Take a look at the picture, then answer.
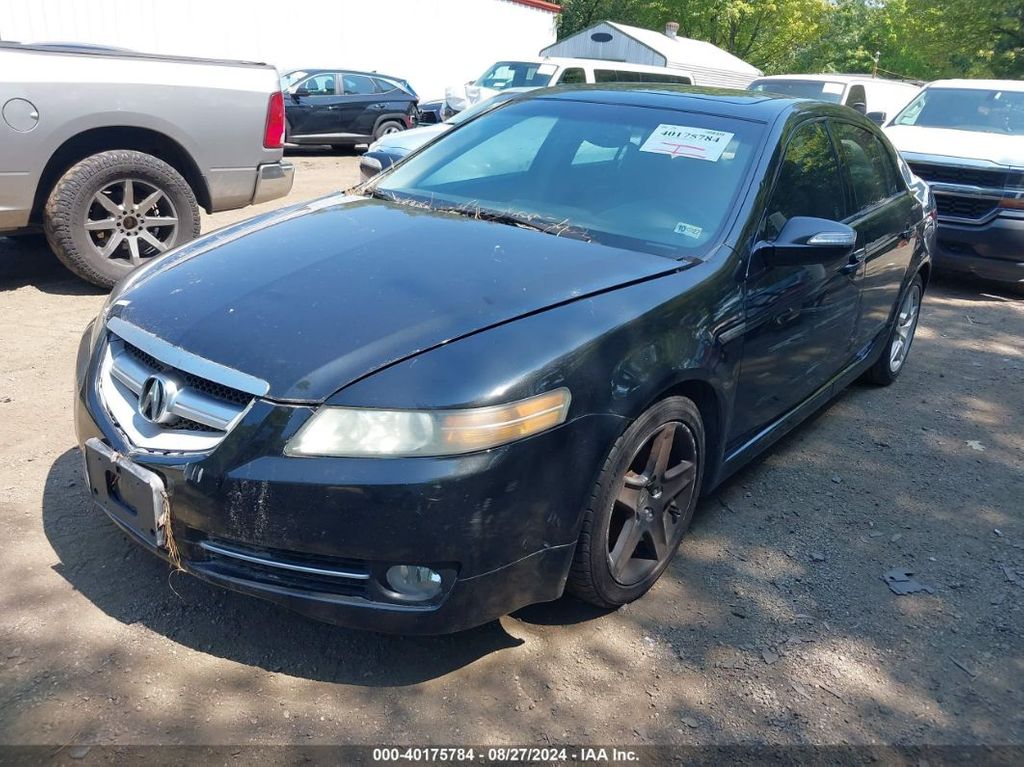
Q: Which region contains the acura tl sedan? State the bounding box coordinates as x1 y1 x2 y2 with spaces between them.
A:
75 86 932 634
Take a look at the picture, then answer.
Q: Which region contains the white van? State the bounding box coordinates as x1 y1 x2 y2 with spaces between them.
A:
446 57 694 113
748 74 920 125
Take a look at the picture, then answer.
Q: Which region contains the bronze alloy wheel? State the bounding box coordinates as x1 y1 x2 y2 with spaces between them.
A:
607 421 698 586
568 396 705 608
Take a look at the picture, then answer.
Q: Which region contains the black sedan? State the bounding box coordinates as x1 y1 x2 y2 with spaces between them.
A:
75 86 932 634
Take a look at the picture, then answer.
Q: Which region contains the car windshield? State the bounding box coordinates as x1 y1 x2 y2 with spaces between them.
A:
748 79 845 103
372 98 763 258
281 71 308 91
475 62 554 91
445 93 518 126
893 87 1024 135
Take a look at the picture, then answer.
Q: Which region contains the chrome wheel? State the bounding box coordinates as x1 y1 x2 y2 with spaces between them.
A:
85 178 179 265
607 421 698 587
379 124 402 135
889 284 921 373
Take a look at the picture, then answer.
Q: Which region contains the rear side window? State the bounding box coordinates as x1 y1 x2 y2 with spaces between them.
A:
762 121 846 238
558 67 586 85
594 69 690 84
830 122 901 212
373 78 397 93
343 74 377 95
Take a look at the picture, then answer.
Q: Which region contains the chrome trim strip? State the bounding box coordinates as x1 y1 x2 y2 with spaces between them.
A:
929 182 1004 200
901 151 1012 171
109 348 148 394
169 389 241 431
199 541 371 580
106 317 269 397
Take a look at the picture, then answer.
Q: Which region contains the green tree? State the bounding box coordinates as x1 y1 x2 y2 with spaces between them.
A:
557 0 1024 80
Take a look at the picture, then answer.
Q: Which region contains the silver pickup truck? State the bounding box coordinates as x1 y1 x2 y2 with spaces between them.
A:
1 43 294 287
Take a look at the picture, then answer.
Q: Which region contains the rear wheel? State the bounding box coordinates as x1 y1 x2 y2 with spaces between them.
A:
865 273 923 385
567 396 704 608
373 120 405 141
43 150 199 288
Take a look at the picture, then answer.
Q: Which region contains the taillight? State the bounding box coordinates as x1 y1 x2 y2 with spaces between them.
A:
264 91 285 149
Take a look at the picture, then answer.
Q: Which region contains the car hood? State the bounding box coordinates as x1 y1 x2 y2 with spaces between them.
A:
885 125 1023 168
113 195 684 402
375 123 449 154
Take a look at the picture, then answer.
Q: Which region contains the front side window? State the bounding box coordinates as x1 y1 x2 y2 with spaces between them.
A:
893 87 1024 135
476 61 555 90
374 98 763 258
296 73 336 96
558 67 586 85
830 122 900 212
762 121 845 239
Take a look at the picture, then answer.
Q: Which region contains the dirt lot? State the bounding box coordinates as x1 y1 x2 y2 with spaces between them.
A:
1 150 1022 752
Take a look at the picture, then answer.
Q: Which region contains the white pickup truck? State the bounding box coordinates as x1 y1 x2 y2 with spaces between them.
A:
884 79 1024 290
1 42 294 287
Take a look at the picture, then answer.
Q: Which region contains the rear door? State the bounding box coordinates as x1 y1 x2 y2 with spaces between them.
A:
339 73 386 138
730 120 860 444
829 120 917 351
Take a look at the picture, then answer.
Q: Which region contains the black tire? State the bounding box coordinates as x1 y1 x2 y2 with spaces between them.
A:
567 396 705 608
865 273 923 385
43 150 200 289
373 120 405 141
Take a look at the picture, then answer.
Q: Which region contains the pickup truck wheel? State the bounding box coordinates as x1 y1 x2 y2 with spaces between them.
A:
373 120 405 141
43 150 200 289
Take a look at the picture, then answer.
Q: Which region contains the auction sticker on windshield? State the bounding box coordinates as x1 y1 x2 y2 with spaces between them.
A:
640 124 734 162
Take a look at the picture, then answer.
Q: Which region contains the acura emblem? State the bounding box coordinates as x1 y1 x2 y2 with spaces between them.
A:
138 374 173 424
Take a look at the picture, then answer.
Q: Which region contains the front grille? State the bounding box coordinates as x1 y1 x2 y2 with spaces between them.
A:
935 194 998 221
97 324 263 454
123 342 250 407
909 162 1008 189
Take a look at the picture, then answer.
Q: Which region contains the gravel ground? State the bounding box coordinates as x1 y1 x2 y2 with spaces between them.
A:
0 151 1022 751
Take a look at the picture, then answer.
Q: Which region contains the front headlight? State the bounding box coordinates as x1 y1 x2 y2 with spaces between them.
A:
285 388 571 458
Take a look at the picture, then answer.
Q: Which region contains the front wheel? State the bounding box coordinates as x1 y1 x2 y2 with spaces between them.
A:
43 150 200 289
865 273 923 385
567 396 705 608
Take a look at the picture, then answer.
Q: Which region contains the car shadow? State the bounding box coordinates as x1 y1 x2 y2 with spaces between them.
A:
42 447 523 687
0 235 107 296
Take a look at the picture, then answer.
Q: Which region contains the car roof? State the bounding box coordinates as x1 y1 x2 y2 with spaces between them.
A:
519 83 813 122
753 73 918 88
285 68 408 82
487 56 693 76
926 78 1024 92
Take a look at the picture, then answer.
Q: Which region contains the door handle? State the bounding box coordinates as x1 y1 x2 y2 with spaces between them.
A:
840 249 867 275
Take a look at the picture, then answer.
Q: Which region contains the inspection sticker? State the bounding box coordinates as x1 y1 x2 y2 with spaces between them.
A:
639 124 734 162
674 222 703 239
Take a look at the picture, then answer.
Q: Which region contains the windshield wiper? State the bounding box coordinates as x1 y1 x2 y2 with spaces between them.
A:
432 205 592 242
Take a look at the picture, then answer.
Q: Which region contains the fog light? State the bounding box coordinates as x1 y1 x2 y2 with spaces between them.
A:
386 565 442 600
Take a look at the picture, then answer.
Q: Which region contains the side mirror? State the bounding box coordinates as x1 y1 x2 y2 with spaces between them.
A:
866 110 887 125
756 216 856 267
291 88 309 99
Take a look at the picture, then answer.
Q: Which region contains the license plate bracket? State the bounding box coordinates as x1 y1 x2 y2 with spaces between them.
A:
84 437 168 549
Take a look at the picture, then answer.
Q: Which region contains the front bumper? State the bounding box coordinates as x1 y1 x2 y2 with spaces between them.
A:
934 212 1024 286
74 331 619 633
251 161 295 205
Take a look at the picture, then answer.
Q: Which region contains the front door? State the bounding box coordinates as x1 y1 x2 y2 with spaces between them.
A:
730 120 861 446
288 73 343 138
829 120 917 351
